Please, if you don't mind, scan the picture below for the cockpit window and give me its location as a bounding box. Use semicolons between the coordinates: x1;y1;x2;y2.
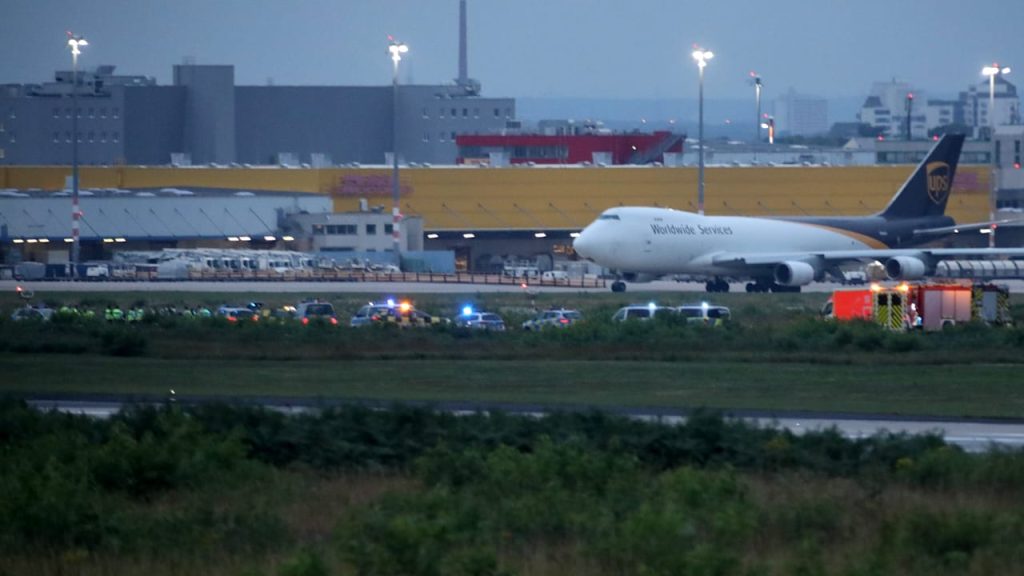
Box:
599;214;621;220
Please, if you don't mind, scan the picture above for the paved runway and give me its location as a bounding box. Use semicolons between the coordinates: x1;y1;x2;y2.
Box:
6;279;1023;294
25;398;1024;453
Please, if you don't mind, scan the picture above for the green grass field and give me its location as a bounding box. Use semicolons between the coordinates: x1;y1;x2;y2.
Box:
4;288;1023;419
5;355;1024;419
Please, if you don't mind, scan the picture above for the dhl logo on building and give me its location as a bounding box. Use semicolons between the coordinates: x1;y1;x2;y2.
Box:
926;161;951;204
329;174;413;198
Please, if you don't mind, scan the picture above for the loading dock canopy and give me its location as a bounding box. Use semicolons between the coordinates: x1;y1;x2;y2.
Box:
0;191;330;241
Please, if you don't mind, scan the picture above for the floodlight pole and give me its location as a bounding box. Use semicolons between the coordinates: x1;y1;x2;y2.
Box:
692;47;713;216
67;32;88;279
389;37;408;254
983;63;1011;248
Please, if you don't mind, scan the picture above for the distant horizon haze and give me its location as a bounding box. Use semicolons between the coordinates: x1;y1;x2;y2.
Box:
1;0;1020;104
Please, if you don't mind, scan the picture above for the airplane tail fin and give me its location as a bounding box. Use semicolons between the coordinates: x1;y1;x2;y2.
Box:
877;133;965;220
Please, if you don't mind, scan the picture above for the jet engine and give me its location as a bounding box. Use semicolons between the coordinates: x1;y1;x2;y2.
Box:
885;256;927;280
773;261;816;286
621;272;658;283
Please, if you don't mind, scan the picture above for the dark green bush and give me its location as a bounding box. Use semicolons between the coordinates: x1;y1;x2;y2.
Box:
277;549;330;576
99;327;148;356
3;398;1024;571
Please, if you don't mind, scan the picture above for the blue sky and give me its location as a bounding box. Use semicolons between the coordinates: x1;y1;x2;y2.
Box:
1;0;1020;102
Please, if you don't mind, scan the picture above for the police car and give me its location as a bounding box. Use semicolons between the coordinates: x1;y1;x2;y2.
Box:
453;307;506;331
216;306;259;323
676;303;731;326
521;308;582;330
350;303;395;327
294;300;339;326
10;304;55;321
350;300;450;328
611;303;675;322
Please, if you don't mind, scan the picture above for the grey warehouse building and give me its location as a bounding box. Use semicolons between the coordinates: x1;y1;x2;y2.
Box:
1;63;515;167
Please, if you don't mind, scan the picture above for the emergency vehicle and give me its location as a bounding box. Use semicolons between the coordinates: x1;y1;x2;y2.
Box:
350;300;450;328
821;282;1011;331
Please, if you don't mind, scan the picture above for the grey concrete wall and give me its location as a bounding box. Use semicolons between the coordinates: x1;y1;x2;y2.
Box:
2;65;517;167
174;65;235;164
124;86;185;165
235;86;390;165
0;90;126;165
399;86;514;164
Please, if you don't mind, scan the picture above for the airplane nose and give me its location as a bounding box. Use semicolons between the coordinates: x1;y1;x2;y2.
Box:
573;229;593;258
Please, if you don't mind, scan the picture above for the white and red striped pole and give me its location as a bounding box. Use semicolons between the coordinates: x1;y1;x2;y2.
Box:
71;195;80;268
392;206;402;251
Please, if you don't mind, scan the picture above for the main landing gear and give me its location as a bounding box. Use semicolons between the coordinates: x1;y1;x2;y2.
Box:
611;280;627;292
745;279;801;293
705;278;730;293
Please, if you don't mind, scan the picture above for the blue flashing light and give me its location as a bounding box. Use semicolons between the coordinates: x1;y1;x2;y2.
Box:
647;301;657;310
386;298;396;308
462;305;473;316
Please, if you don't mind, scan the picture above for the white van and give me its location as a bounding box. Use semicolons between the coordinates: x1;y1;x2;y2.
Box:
676;304;731;326
541;270;569;282
611;304;674;322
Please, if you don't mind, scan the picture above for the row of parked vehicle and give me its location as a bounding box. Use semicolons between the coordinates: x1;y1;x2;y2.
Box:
209;300;584;331
610;303;731;325
10;296;729;329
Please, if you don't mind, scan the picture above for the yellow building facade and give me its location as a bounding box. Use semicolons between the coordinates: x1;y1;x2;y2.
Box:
0;164;991;231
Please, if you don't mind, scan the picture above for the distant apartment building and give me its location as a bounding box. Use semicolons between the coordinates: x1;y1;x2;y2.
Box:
994;125;1024;208
961;76;1020;137
772;88;828;137
857;80;930;139
859;77;1019;139
0;64;515;166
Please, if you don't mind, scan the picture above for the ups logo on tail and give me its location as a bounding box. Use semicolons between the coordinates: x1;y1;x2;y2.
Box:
926;162;951;204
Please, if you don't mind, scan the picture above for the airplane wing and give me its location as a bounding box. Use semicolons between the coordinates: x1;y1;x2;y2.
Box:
711;247;1024;268
913;219;1024;237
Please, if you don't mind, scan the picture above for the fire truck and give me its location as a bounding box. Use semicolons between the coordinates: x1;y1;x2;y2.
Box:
821;282;1011;331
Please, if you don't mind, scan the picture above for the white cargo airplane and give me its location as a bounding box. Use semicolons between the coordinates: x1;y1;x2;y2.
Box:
573;134;1024;292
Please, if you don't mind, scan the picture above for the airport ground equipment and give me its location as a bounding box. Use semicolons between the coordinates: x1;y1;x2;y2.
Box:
823;282;1011;331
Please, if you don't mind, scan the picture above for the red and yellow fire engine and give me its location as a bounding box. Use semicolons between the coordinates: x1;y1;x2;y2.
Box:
822;281;1011;331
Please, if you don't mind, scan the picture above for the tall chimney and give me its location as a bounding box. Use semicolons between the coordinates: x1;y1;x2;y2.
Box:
458;0;468;85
